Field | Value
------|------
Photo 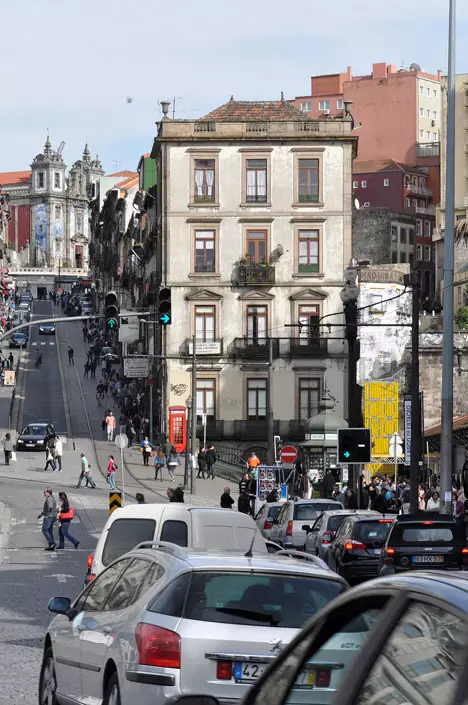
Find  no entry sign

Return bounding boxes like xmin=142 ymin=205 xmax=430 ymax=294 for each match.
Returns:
xmin=280 ymin=445 xmax=297 ymax=464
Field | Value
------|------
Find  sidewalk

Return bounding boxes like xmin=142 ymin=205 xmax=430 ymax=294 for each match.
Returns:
xmin=59 ymin=320 xmax=239 ymax=508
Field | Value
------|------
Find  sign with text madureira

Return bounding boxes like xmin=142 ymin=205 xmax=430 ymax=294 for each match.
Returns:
xmin=363 ymin=382 xmax=399 ymax=457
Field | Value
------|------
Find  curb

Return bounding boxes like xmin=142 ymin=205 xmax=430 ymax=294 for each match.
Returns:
xmin=0 ymin=500 xmax=13 ymax=567
xmin=10 ymin=347 xmax=27 ymax=433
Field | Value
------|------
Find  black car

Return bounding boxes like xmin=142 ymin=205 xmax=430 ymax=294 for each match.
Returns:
xmin=9 ymin=333 xmax=27 ymax=348
xmin=16 ymin=423 xmax=49 ymax=451
xmin=380 ymin=513 xmax=468 ymax=575
xmin=38 ymin=323 xmax=56 ymax=335
xmin=327 ymin=515 xmax=395 ymax=583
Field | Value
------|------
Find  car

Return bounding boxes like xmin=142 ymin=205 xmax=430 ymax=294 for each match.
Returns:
xmin=100 ymin=346 xmax=120 ymax=364
xmin=18 ymin=303 xmax=31 ymax=314
xmin=86 ymin=503 xmax=268 ymax=582
xmin=303 ymin=510 xmax=380 ymax=560
xmin=38 ymin=323 xmax=56 ymax=335
xmin=269 ymin=499 xmax=344 ymax=550
xmin=16 ymin=422 xmax=49 ymax=450
xmin=170 ymin=571 xmax=468 ymax=705
xmin=327 ymin=514 xmax=395 ymax=583
xmin=254 ymin=501 xmax=285 ymax=539
xmin=40 ymin=544 xmax=348 ymax=705
xmin=380 ymin=513 xmax=468 ymax=576
xmin=9 ymin=333 xmax=27 ymax=348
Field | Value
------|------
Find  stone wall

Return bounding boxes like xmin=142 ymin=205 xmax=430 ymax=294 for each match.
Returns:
xmin=419 ymin=343 xmax=468 ymax=429
xmin=353 ymin=207 xmax=392 ymax=264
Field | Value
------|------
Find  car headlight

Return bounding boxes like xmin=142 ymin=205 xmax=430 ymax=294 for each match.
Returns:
xmin=37 ymin=440 xmax=44 ymax=444
xmin=17 ymin=440 xmax=24 ymax=444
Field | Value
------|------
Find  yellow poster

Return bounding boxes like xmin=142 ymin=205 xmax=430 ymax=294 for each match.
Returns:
xmin=363 ymin=382 xmax=399 ymax=457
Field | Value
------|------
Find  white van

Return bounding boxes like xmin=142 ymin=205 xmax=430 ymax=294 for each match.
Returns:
xmin=86 ymin=503 xmax=267 ymax=580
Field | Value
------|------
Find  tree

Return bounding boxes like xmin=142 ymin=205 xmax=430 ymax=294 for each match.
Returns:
xmin=454 ymin=306 xmax=468 ymax=330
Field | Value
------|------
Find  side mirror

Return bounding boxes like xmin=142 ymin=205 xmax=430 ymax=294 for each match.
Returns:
xmin=48 ymin=596 xmax=71 ymax=615
xmin=302 ymin=524 xmax=311 ymax=533
xmin=170 ymin=697 xmax=220 ymax=705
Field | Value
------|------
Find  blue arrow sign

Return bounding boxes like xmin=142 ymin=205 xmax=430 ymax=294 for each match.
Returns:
xmin=160 ymin=313 xmax=171 ymax=325
xmin=344 ymin=451 xmax=350 ymax=459
xmin=107 ymin=318 xmax=118 ymax=329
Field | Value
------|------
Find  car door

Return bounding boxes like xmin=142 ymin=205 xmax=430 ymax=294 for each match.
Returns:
xmin=328 ymin=519 xmax=350 ymax=571
xmin=80 ymin=557 xmax=152 ymax=701
xmin=270 ymin=504 xmax=288 ymax=544
xmin=50 ymin=589 xmax=90 ymax=701
xmin=305 ymin=516 xmax=322 ymax=554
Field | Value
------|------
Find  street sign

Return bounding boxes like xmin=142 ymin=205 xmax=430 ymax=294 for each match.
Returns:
xmin=115 ymin=433 xmax=128 ymax=450
xmin=123 ymin=356 xmax=150 ymax=378
xmin=109 ymin=491 xmax=122 ymax=515
xmin=119 ymin=315 xmax=139 ymax=343
xmin=159 ymin=312 xmax=171 ymax=325
xmin=337 ymin=428 xmax=372 ymax=464
xmin=280 ymin=445 xmax=297 ymax=464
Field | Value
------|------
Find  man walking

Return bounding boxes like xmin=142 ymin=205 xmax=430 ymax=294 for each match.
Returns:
xmin=68 ymin=346 xmax=75 ymax=365
xmin=77 ymin=453 xmax=89 ymax=488
xmin=105 ymin=410 xmax=116 ymax=442
xmin=38 ymin=488 xmax=57 ymax=551
xmin=54 ymin=436 xmax=63 ymax=472
xmin=205 ymin=444 xmax=217 ymax=479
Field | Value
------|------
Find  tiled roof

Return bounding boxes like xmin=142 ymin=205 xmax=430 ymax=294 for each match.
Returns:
xmin=200 ymin=98 xmax=311 ymax=122
xmin=353 ymin=159 xmax=426 ymax=176
xmin=107 ymin=170 xmax=136 ymax=178
xmin=0 ymin=170 xmax=31 ymax=186
xmin=115 ymin=174 xmax=139 ymax=189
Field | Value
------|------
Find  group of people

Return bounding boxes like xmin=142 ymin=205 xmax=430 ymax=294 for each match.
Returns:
xmin=196 ymin=445 xmax=217 ymax=479
xmin=38 ymin=488 xmax=79 ymax=551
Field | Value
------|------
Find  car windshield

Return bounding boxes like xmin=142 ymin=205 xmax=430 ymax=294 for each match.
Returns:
xmin=397 ymin=524 xmax=461 ymax=545
xmin=23 ymin=426 xmax=45 ymax=436
xmin=183 ymin=571 xmax=344 ymax=627
xmin=294 ymin=503 xmax=341 ymax=520
xmin=353 ymin=521 xmax=393 ymax=544
xmin=327 ymin=515 xmax=348 ymax=532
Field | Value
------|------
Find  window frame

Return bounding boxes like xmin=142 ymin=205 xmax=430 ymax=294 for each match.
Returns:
xmin=383 ymin=178 xmax=390 ymax=187
xmin=244 ymin=158 xmax=268 ymax=204
xmin=247 ymin=377 xmax=268 ymax=419
xmin=417 ymin=244 xmax=423 ymax=261
xmin=353 ymin=180 xmax=358 ymax=188
xmin=318 ymin=99 xmax=330 ymax=111
xmin=416 ymin=219 xmax=423 ymax=235
xmin=37 ymin=172 xmax=45 ymax=189
xmin=189 ymin=152 xmax=220 ymax=207
xmin=245 ymin=229 xmax=268 ymax=264
xmin=298 ymin=377 xmax=321 ymax=422
xmin=246 ymin=304 xmax=268 ymax=340
xmin=189 ymin=223 xmax=220 ymax=278
xmin=424 ymin=245 xmax=431 ymax=262
xmin=293 ymin=151 xmax=324 ymax=207
xmin=194 ymin=304 xmax=216 ymax=342
xmin=196 ymin=377 xmax=216 ymax=418
xmin=337 ymin=99 xmax=344 ymax=110
xmin=297 ymin=228 xmax=320 ymax=275
xmin=194 ymin=228 xmax=216 ymax=274
xmin=361 ymin=180 xmax=367 ymax=188
xmin=240 ymin=151 xmax=271 ymax=206
xmin=300 ymin=101 xmax=312 ymax=113
xmin=54 ymin=172 xmax=61 ymax=189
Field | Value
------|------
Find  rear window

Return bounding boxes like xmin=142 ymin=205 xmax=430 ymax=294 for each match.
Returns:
xmin=397 ymin=525 xmax=459 ymax=545
xmin=102 ymin=518 xmax=156 ymax=566
xmin=160 ymin=520 xmax=188 ymax=546
xmin=267 ymin=506 xmax=282 ymax=521
xmin=294 ymin=503 xmax=341 ymax=520
xmin=352 ymin=521 xmax=393 ymax=544
xmin=182 ymin=571 xmax=344 ymax=628
xmin=327 ymin=515 xmax=347 ymax=532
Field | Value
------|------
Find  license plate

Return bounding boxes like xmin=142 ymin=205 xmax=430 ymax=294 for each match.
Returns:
xmin=412 ymin=555 xmax=444 ymax=563
xmin=373 ymin=548 xmax=381 ymax=555
xmin=27 ymin=444 xmax=34 ymax=447
xmin=233 ymin=662 xmax=267 ymax=682
xmin=295 ymin=670 xmax=316 ymax=688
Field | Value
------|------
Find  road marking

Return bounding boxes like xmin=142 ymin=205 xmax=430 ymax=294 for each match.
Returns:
xmin=47 ymin=574 xmax=74 ymax=583
xmin=32 ymin=342 xmax=37 ymax=346
xmin=40 ymin=342 xmax=46 ymax=346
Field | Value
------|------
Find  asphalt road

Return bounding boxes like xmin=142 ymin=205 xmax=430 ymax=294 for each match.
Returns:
xmin=21 ymin=300 xmax=67 ymax=435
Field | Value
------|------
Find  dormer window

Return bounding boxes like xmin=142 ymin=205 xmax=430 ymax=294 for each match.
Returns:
xmin=37 ymin=172 xmax=44 ymax=188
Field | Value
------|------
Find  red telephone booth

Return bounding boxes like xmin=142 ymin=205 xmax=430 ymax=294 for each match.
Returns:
xmin=169 ymin=406 xmax=187 ymax=453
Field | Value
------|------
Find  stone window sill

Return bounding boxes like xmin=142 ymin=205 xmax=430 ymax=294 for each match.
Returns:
xmin=292 ymin=202 xmax=324 ymax=209
xmin=188 ymin=273 xmax=220 ymax=279
xmin=292 ymin=272 xmax=324 ymax=279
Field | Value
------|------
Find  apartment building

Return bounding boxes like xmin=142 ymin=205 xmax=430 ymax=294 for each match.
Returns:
xmin=150 ymin=98 xmax=357 ymax=446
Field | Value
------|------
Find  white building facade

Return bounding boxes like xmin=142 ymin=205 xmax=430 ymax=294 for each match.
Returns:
xmin=153 ymin=99 xmax=357 ymax=447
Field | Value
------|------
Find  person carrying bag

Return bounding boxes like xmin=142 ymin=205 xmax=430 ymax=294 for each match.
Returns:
xmin=57 ymin=492 xmax=79 ymax=549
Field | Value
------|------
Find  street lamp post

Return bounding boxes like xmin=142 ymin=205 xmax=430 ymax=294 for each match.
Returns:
xmin=340 ymin=263 xmax=361 ymax=499
xmin=183 ymin=397 xmax=192 ymax=491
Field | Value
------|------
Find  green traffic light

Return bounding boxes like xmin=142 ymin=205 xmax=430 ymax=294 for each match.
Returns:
xmin=344 ymin=451 xmax=350 ymax=458
xmin=107 ymin=318 xmax=118 ymax=329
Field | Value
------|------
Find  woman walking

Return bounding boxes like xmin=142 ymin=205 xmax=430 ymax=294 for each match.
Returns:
xmin=140 ymin=436 xmax=152 ymax=467
xmin=3 ymin=433 xmax=13 ymax=465
xmin=107 ymin=455 xmax=117 ymax=490
xmin=154 ymin=449 xmax=165 ymax=481
xmin=57 ymin=492 xmax=79 ymax=549
xmin=167 ymin=450 xmax=180 ymax=481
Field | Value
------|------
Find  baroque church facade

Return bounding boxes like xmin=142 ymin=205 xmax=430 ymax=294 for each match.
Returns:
xmin=2 ymin=137 xmax=104 ymax=269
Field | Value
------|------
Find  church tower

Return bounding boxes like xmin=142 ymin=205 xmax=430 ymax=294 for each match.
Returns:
xmin=67 ymin=144 xmax=103 ymax=268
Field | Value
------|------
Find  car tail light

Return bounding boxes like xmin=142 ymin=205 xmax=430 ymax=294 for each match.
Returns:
xmin=384 ymin=547 xmax=395 ymax=564
xmin=216 ymin=660 xmax=233 ymax=680
xmin=379 ymin=520 xmax=393 ymax=523
xmin=286 ymin=521 xmax=293 ymax=537
xmin=322 ymin=531 xmax=334 ymax=544
xmin=386 ymin=548 xmax=395 ymax=555
xmin=344 ymin=540 xmax=366 ymax=550
xmin=136 ymin=623 xmax=181 ymax=669
xmin=264 ymin=520 xmax=273 ymax=531
xmin=87 ymin=554 xmax=94 ymax=568
xmin=89 ymin=573 xmax=96 ymax=581
xmin=421 ymin=522 xmax=434 ymax=525
xmin=316 ymin=669 xmax=331 ymax=688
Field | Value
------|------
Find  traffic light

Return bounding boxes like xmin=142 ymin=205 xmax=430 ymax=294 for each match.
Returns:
xmin=274 ymin=436 xmax=283 ymax=463
xmin=337 ymin=428 xmax=371 ymax=464
xmin=158 ymin=287 xmax=172 ymax=326
xmin=105 ymin=291 xmax=119 ymax=331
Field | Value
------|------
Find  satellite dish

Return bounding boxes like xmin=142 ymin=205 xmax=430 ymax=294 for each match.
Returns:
xmin=354 ymin=198 xmax=360 ymax=210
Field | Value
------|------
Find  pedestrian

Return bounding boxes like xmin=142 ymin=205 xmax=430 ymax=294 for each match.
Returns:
xmin=136 ymin=493 xmax=146 ymax=504
xmin=3 ymin=432 xmax=13 ymax=465
xmin=38 ymin=488 xmax=57 ymax=551
xmin=205 ymin=444 xmax=217 ymax=479
xmin=426 ymin=491 xmax=440 ymax=512
xmin=54 ymin=436 xmax=63 ymax=472
xmin=90 ymin=358 xmax=97 ymax=379
xmin=323 ymin=469 xmax=335 ymax=498
xmin=154 ymin=449 xmax=165 ymax=481
xmin=82 ymin=325 xmax=88 ymax=342
xmin=167 ymin=450 xmax=179 ymax=480
xmin=164 ymin=439 xmax=173 ymax=465
xmin=105 ymin=410 xmax=116 ymax=442
xmin=197 ymin=448 xmax=206 ymax=479
xmin=8 ymin=352 xmax=13 ymax=370
xmin=126 ymin=419 xmax=135 ymax=447
xmin=300 ymin=469 xmax=312 ymax=499
xmin=238 ymin=490 xmax=250 ymax=514
xmin=118 ymin=413 xmax=126 ymax=436
xmin=140 ymin=436 xmax=152 ymax=466
xmin=247 ymin=472 xmax=257 ymax=516
xmin=77 ymin=453 xmax=89 ymax=488
xmin=44 ymin=446 xmax=57 ymax=472
xmin=167 ymin=486 xmax=184 ymax=503
xmin=452 ymin=491 xmax=465 ymax=523
xmin=107 ymin=455 xmax=117 ymax=489
xmin=220 ymin=487 xmax=234 ymax=509
xmin=57 ymin=492 xmax=79 ymax=549
xmin=68 ymin=346 xmax=75 ymax=365
xmin=84 ymin=463 xmax=96 ymax=488
xmin=345 ymin=488 xmax=358 ymax=509
xmin=84 ymin=361 xmax=90 ymax=379
xmin=247 ymin=452 xmax=261 ymax=477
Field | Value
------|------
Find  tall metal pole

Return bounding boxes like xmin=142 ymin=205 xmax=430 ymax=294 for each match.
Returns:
xmin=266 ymin=337 xmax=274 ymax=465
xmin=440 ymin=0 xmax=457 ymax=514
xmin=409 ymin=270 xmax=421 ymax=513
xmin=191 ymin=335 xmax=197 ymax=494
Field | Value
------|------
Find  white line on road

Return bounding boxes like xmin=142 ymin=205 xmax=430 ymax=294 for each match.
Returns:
xmin=47 ymin=574 xmax=74 ymax=583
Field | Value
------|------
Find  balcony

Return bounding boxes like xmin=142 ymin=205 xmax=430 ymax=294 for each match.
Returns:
xmin=289 ymin=337 xmax=328 ymax=357
xmin=230 ymin=337 xmax=280 ymax=359
xmin=186 ymin=338 xmax=223 ymax=356
xmin=417 ymin=142 xmax=440 ymax=158
xmin=405 ymin=183 xmax=433 ymax=197
xmin=233 ymin=262 xmax=275 ymax=286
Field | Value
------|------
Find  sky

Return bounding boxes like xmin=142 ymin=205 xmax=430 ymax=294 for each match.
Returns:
xmin=1 ymin=0 xmax=467 ymax=175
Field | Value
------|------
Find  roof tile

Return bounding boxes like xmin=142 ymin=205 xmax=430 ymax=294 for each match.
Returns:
xmin=200 ymin=99 xmax=311 ymax=122
xmin=0 ymin=170 xmax=32 ymax=186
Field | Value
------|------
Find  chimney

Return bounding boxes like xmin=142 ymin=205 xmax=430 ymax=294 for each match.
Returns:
xmin=347 ymin=66 xmax=352 ymax=81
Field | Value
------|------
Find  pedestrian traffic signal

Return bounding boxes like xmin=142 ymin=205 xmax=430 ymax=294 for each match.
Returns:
xmin=158 ymin=287 xmax=172 ymax=326
xmin=337 ymin=428 xmax=371 ymax=464
xmin=105 ymin=291 xmax=119 ymax=331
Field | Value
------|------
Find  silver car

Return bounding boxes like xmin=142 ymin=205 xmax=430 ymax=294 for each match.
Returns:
xmin=269 ymin=499 xmax=344 ymax=550
xmin=40 ymin=542 xmax=347 ymax=705
xmin=254 ymin=501 xmax=285 ymax=539
xmin=304 ymin=510 xmax=380 ymax=561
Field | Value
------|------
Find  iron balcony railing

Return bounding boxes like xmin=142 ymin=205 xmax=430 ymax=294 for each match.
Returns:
xmin=235 ymin=262 xmax=275 ymax=285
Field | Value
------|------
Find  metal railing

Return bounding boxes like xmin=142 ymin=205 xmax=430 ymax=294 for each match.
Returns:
xmin=234 ymin=263 xmax=275 ymax=285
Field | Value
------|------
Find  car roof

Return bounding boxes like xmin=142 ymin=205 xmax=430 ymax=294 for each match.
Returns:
xmin=126 ymin=546 xmax=344 ymax=580
xmin=293 ymin=499 xmax=342 ymax=505
xmin=395 ymin=513 xmax=456 ymax=524
xmin=348 ymin=514 xmax=394 ymax=523
xmin=23 ymin=422 xmax=48 ymax=429
xmin=321 ymin=510 xmax=380 ymax=516
xmin=107 ymin=503 xmax=257 ymax=520
xmin=350 ymin=571 xmax=468 ymax=607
